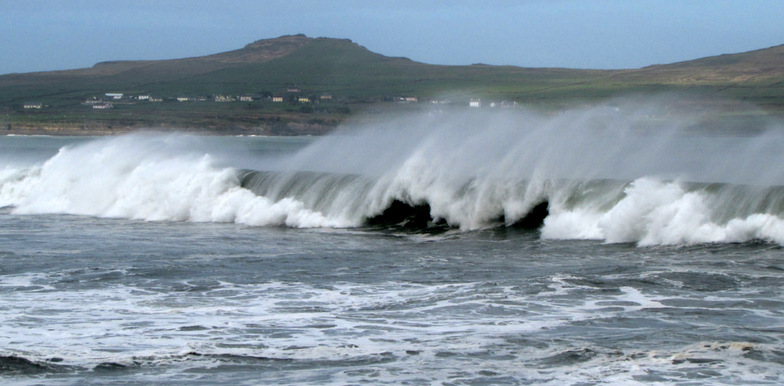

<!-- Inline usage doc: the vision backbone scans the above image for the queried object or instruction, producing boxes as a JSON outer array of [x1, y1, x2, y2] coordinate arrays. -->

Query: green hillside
[[1, 34, 783, 135]]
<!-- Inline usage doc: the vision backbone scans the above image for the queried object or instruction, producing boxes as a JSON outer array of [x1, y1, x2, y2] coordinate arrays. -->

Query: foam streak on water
[[1, 215, 784, 384]]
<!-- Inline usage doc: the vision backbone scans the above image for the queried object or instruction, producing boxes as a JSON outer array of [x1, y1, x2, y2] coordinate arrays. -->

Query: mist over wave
[[2, 96, 784, 245], [0, 135, 340, 227]]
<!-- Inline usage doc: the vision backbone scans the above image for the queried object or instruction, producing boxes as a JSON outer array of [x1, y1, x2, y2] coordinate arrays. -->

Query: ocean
[[2, 103, 784, 384]]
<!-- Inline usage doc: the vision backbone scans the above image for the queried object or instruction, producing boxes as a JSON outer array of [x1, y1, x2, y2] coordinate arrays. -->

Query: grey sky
[[1, 0, 783, 75]]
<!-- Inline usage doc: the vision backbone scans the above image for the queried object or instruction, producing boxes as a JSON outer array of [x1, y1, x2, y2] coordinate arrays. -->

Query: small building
[[298, 97, 311, 103], [320, 94, 333, 101], [272, 95, 284, 103], [93, 102, 113, 109], [23, 102, 43, 109], [149, 97, 163, 102], [239, 95, 253, 102], [176, 97, 191, 102], [214, 95, 235, 102], [137, 95, 150, 101]]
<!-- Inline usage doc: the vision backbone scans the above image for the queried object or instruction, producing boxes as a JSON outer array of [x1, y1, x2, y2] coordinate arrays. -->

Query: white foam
[[0, 135, 353, 228], [2, 272, 782, 383], [0, 272, 55, 290], [543, 177, 784, 246]]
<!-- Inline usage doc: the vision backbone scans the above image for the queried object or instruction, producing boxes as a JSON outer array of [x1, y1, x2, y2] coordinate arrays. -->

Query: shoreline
[[1, 120, 339, 137]]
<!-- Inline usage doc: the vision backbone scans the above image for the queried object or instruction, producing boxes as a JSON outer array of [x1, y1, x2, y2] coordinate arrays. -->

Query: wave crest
[[3, 99, 784, 246]]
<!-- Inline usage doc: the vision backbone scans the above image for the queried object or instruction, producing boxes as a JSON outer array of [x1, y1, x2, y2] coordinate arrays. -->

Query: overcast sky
[[2, 0, 783, 75]]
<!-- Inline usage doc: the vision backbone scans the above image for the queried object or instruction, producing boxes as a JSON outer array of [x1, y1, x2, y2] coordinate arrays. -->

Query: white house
[[214, 95, 235, 102]]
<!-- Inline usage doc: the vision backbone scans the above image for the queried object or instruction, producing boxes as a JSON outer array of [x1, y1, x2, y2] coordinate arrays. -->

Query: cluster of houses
[[22, 88, 520, 111], [468, 99, 519, 108], [69, 88, 336, 109]]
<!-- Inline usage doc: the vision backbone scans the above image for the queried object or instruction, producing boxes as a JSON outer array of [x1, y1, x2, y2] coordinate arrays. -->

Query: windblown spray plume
[[2, 96, 783, 245]]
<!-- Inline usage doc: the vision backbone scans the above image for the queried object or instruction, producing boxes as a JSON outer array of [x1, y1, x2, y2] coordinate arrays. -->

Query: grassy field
[[1, 35, 783, 134]]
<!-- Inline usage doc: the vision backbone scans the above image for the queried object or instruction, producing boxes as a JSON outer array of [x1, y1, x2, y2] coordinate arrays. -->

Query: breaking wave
[[2, 97, 784, 246]]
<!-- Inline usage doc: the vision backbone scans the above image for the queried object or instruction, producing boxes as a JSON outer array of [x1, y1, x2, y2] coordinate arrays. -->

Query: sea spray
[[2, 97, 784, 244], [0, 135, 343, 227]]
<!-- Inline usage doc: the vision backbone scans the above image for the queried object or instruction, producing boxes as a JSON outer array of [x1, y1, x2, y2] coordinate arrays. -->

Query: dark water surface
[[2, 212, 784, 384]]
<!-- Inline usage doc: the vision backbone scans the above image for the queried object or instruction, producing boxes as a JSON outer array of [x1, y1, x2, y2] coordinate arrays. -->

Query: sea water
[[2, 102, 784, 384]]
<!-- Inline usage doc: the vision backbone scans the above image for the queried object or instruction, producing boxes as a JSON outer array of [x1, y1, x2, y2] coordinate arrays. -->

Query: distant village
[[22, 87, 518, 111]]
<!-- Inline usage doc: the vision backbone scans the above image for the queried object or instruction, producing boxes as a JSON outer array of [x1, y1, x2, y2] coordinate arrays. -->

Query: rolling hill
[[1, 34, 783, 135]]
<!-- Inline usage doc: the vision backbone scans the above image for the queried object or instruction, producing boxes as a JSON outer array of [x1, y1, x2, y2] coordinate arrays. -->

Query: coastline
[[1, 120, 339, 137]]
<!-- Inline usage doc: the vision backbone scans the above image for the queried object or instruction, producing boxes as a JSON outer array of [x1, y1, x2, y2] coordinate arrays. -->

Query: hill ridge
[[620, 43, 784, 84], [1, 34, 783, 136], [4, 35, 783, 82]]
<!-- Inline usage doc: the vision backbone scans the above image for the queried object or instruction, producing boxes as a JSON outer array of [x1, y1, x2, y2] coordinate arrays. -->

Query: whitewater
[[3, 101, 784, 245], [3, 99, 784, 384]]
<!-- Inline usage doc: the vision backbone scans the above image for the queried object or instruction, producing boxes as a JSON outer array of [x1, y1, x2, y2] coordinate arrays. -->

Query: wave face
[[0, 135, 343, 228], [3, 98, 784, 245]]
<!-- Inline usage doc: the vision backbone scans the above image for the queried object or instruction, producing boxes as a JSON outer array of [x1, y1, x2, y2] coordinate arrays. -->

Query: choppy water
[[3, 103, 784, 384]]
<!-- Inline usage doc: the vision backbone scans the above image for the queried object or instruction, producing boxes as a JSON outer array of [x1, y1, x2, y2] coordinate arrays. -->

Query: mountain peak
[[198, 34, 314, 63], [243, 34, 313, 50]]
